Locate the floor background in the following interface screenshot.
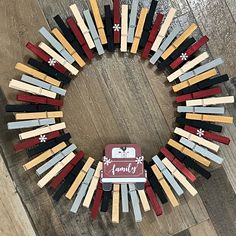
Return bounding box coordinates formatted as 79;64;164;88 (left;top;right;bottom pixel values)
0;0;236;235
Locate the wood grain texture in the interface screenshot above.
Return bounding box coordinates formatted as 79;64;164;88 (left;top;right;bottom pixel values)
174;229;191;236
196;167;236;236
0;0;236;235
0;89;67;236
225;0;236;22
174;220;217;236
188;220;217;236
161;0;236;197
184;0;236;193
0;152;36;236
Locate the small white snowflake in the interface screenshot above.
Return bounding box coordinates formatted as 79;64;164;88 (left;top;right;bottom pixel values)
180;53;188;61
196;128;205;137
39;134;47;143
103;156;112;166
48;58;57;66
135;156;144;165
113;24;121;32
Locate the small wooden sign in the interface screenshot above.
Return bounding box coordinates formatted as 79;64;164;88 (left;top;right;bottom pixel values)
101;144;146;186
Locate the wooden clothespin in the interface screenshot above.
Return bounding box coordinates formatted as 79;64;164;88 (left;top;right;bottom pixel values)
184;125;230;145
128;184;142;222
144;180;162;216
130;7;149;54
36;144;77;176
83;9;105;55
7;118;56;130
121;184;129;213
170;36;209;69
112;184;120;223
16;93;63;107
15;63;60;87
69;4;95;49
151;8;176;52
38;42;79;75
70;168;95;213
179;137;224;164
37;152;76;188
137;189;150;212
152;155;184;196
167;139;211;167
167;52;209;82
172;69;217;92
162;158;198;196
9;79;56;99
14;131;61;152
15;111;63;120
19;122;66;140
26;42;66;73
52;28;86;67
186;113;233;124
90;182;103;219
151;164;179;207
120;5;128;52
66;157;95;199
89;0;107;44
161;23;198;59
175;127;219;153
83;162;103;208
186;96;235;107
23;142;66;170
179;58;224;82
160;147;197;182
127;0;139;43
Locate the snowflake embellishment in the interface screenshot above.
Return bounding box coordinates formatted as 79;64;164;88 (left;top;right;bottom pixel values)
196;128;205;137
103;156;112;166
180;53;188;61
39;134;47;143
135;156;144;165
48;58;57;66
113;24;121;32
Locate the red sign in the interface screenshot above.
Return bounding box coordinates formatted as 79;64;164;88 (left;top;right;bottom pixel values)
101;144;146;184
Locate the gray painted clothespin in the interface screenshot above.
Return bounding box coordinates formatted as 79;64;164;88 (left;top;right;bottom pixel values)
179;58;224;81
179;137;223;164
7;118;55;129
83;10;104;55
177;106;225;114
128;184;142;222
121;184;129;213
36;144;77;175
152;155;184;196
127;0;139;43
21;74;66;96
39;27;75;64
70;168;95;213
150;27;181;65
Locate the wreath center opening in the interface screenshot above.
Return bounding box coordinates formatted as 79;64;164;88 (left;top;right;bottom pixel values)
62;54;175;160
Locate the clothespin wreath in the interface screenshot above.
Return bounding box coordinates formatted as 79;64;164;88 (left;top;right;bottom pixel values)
6;1;235;224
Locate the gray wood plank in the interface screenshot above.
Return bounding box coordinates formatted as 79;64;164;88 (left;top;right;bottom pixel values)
0;0;49;76
173;220;218;236
195;167;236;236
0;152;36;236
188;220;217;236
0;88;67;236
173;229;191;236
225;0;236;23
187;0;236;77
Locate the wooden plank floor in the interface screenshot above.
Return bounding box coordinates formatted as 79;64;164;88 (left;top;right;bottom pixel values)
0;0;236;235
